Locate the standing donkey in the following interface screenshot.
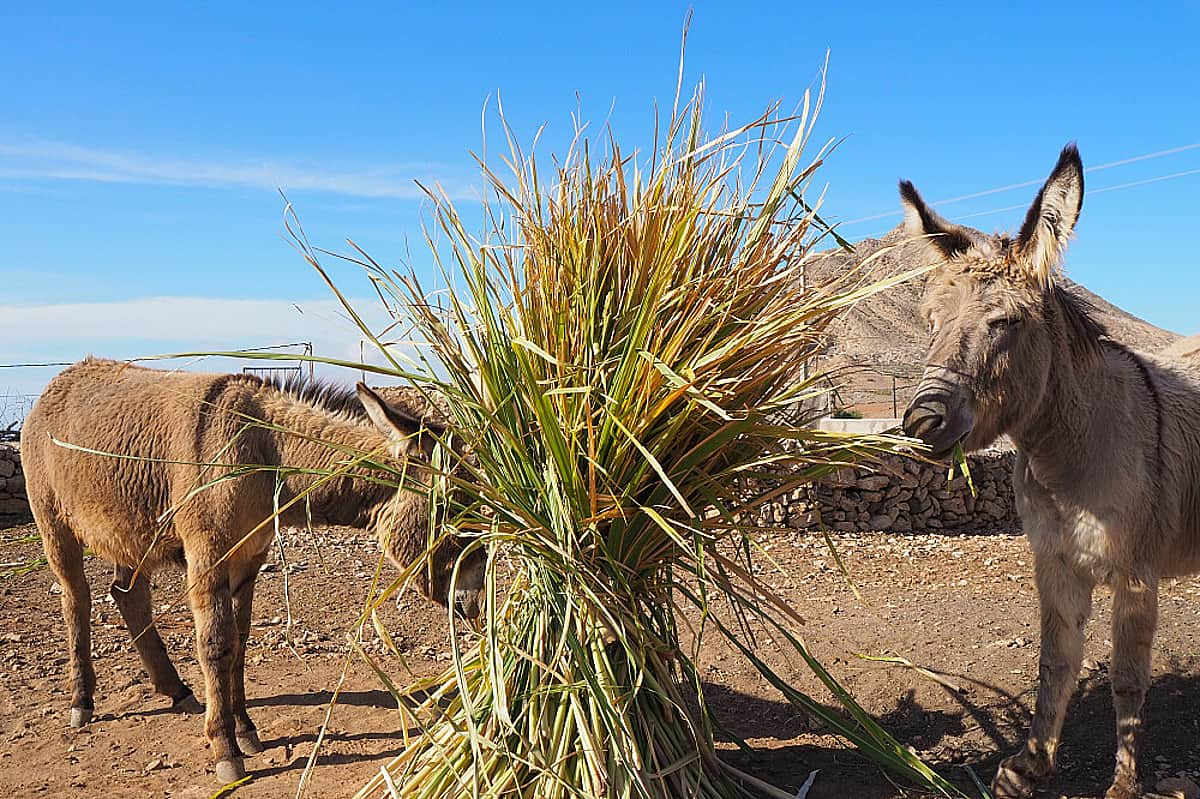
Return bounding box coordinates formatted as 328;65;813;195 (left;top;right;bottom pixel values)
900;145;1200;799
22;358;485;784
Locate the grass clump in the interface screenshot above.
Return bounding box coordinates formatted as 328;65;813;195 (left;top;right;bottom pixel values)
279;75;953;798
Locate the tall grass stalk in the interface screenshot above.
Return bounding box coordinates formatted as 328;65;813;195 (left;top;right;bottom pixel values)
276;79;953;798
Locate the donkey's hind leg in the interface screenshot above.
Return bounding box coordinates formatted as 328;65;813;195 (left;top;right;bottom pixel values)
229;555;267;756
36;512;96;727
110;565;201;712
1104;576;1157;799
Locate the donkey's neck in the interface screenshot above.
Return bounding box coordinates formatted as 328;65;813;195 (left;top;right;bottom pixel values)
1011;337;1149;501
255;391;396;527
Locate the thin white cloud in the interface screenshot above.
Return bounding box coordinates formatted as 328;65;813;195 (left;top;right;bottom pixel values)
0;138;482;200
1;296;364;344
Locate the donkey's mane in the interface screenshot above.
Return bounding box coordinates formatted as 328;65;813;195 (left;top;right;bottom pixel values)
257;374;445;436
261;373;367;419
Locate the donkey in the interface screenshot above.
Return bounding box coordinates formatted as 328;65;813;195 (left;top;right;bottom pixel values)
899;144;1200;799
21;357;486;783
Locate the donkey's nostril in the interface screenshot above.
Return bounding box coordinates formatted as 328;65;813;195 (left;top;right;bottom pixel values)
903;404;946;441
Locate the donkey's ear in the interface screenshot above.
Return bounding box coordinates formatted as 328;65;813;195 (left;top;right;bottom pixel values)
1017;143;1084;284
899;180;975;259
357;383;424;442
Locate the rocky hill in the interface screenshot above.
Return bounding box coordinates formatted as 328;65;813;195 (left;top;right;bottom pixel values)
808;226;1181;416
1159;333;1200;363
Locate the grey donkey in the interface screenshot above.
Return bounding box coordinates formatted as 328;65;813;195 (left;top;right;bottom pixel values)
901;144;1200;799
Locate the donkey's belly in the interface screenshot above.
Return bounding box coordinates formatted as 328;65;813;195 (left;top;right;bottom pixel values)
1158;524;1200;578
69;504;186;571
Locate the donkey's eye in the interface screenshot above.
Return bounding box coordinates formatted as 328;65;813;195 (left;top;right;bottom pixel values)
987;316;1021;332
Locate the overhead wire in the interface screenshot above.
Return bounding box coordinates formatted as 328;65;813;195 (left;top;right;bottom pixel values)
842;141;1200;227
948;166;1200;225
0;343;312;370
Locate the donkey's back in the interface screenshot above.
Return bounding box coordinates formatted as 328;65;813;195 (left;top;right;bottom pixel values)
22;357;276;570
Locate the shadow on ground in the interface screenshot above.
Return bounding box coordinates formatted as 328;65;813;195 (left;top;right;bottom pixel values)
704;669;1200;798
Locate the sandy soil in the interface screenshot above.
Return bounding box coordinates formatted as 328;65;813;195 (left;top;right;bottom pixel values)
2;521;1199;799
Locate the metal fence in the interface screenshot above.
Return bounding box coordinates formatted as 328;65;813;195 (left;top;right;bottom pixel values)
0;341;315;439
0;346;919;436
238;341;313;383
821;361;923;418
0;392;37;440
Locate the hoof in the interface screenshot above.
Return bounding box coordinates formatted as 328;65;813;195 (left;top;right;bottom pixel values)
237;729;264;756
69;706;93;728
991;761;1038;799
1103;779;1141;799
215;757;246;784
172;693;204;714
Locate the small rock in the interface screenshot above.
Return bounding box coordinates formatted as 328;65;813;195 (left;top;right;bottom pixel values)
854;475;889;491
826;468;857;488
1156;775;1200;799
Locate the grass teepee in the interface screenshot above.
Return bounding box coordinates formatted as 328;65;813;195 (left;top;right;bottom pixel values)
270;77;953;799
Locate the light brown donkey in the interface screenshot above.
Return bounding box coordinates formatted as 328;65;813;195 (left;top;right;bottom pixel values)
21;357;485;783
900;145;1200;799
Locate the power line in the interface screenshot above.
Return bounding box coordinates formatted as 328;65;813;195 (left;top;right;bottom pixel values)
843;141;1200;226
0;342;313;370
861;164;1200;239
228;341;312;353
0;361;73;368
1091;166;1200;196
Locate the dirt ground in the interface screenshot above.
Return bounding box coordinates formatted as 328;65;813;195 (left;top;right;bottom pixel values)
2;521;1199;799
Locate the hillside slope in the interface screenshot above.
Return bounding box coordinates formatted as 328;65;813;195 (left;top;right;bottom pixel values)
807;226;1180;415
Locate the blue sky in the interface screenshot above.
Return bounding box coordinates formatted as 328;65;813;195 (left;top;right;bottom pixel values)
3;2;1199;404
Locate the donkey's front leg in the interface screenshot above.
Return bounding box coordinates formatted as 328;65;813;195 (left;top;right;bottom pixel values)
1104;576;1157;799
993;553;1094;799
186;559;244;784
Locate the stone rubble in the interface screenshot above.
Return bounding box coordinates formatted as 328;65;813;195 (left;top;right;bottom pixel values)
0;442;1021;534
0;444;30;523
752;448;1020;534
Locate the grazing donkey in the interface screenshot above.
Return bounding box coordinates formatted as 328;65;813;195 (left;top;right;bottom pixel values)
900;144;1200;799
22;358;485;783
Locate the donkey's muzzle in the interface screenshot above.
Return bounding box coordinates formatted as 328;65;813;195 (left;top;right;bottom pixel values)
902;402;946;441
454;588;482;621
903;390;973;459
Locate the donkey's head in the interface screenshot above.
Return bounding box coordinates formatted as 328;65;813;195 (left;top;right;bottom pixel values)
900;144;1091;457
356;384;486;619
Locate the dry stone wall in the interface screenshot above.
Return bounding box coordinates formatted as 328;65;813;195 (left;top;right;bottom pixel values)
754;449;1019;534
0;445;30;523
0;439;1020;534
